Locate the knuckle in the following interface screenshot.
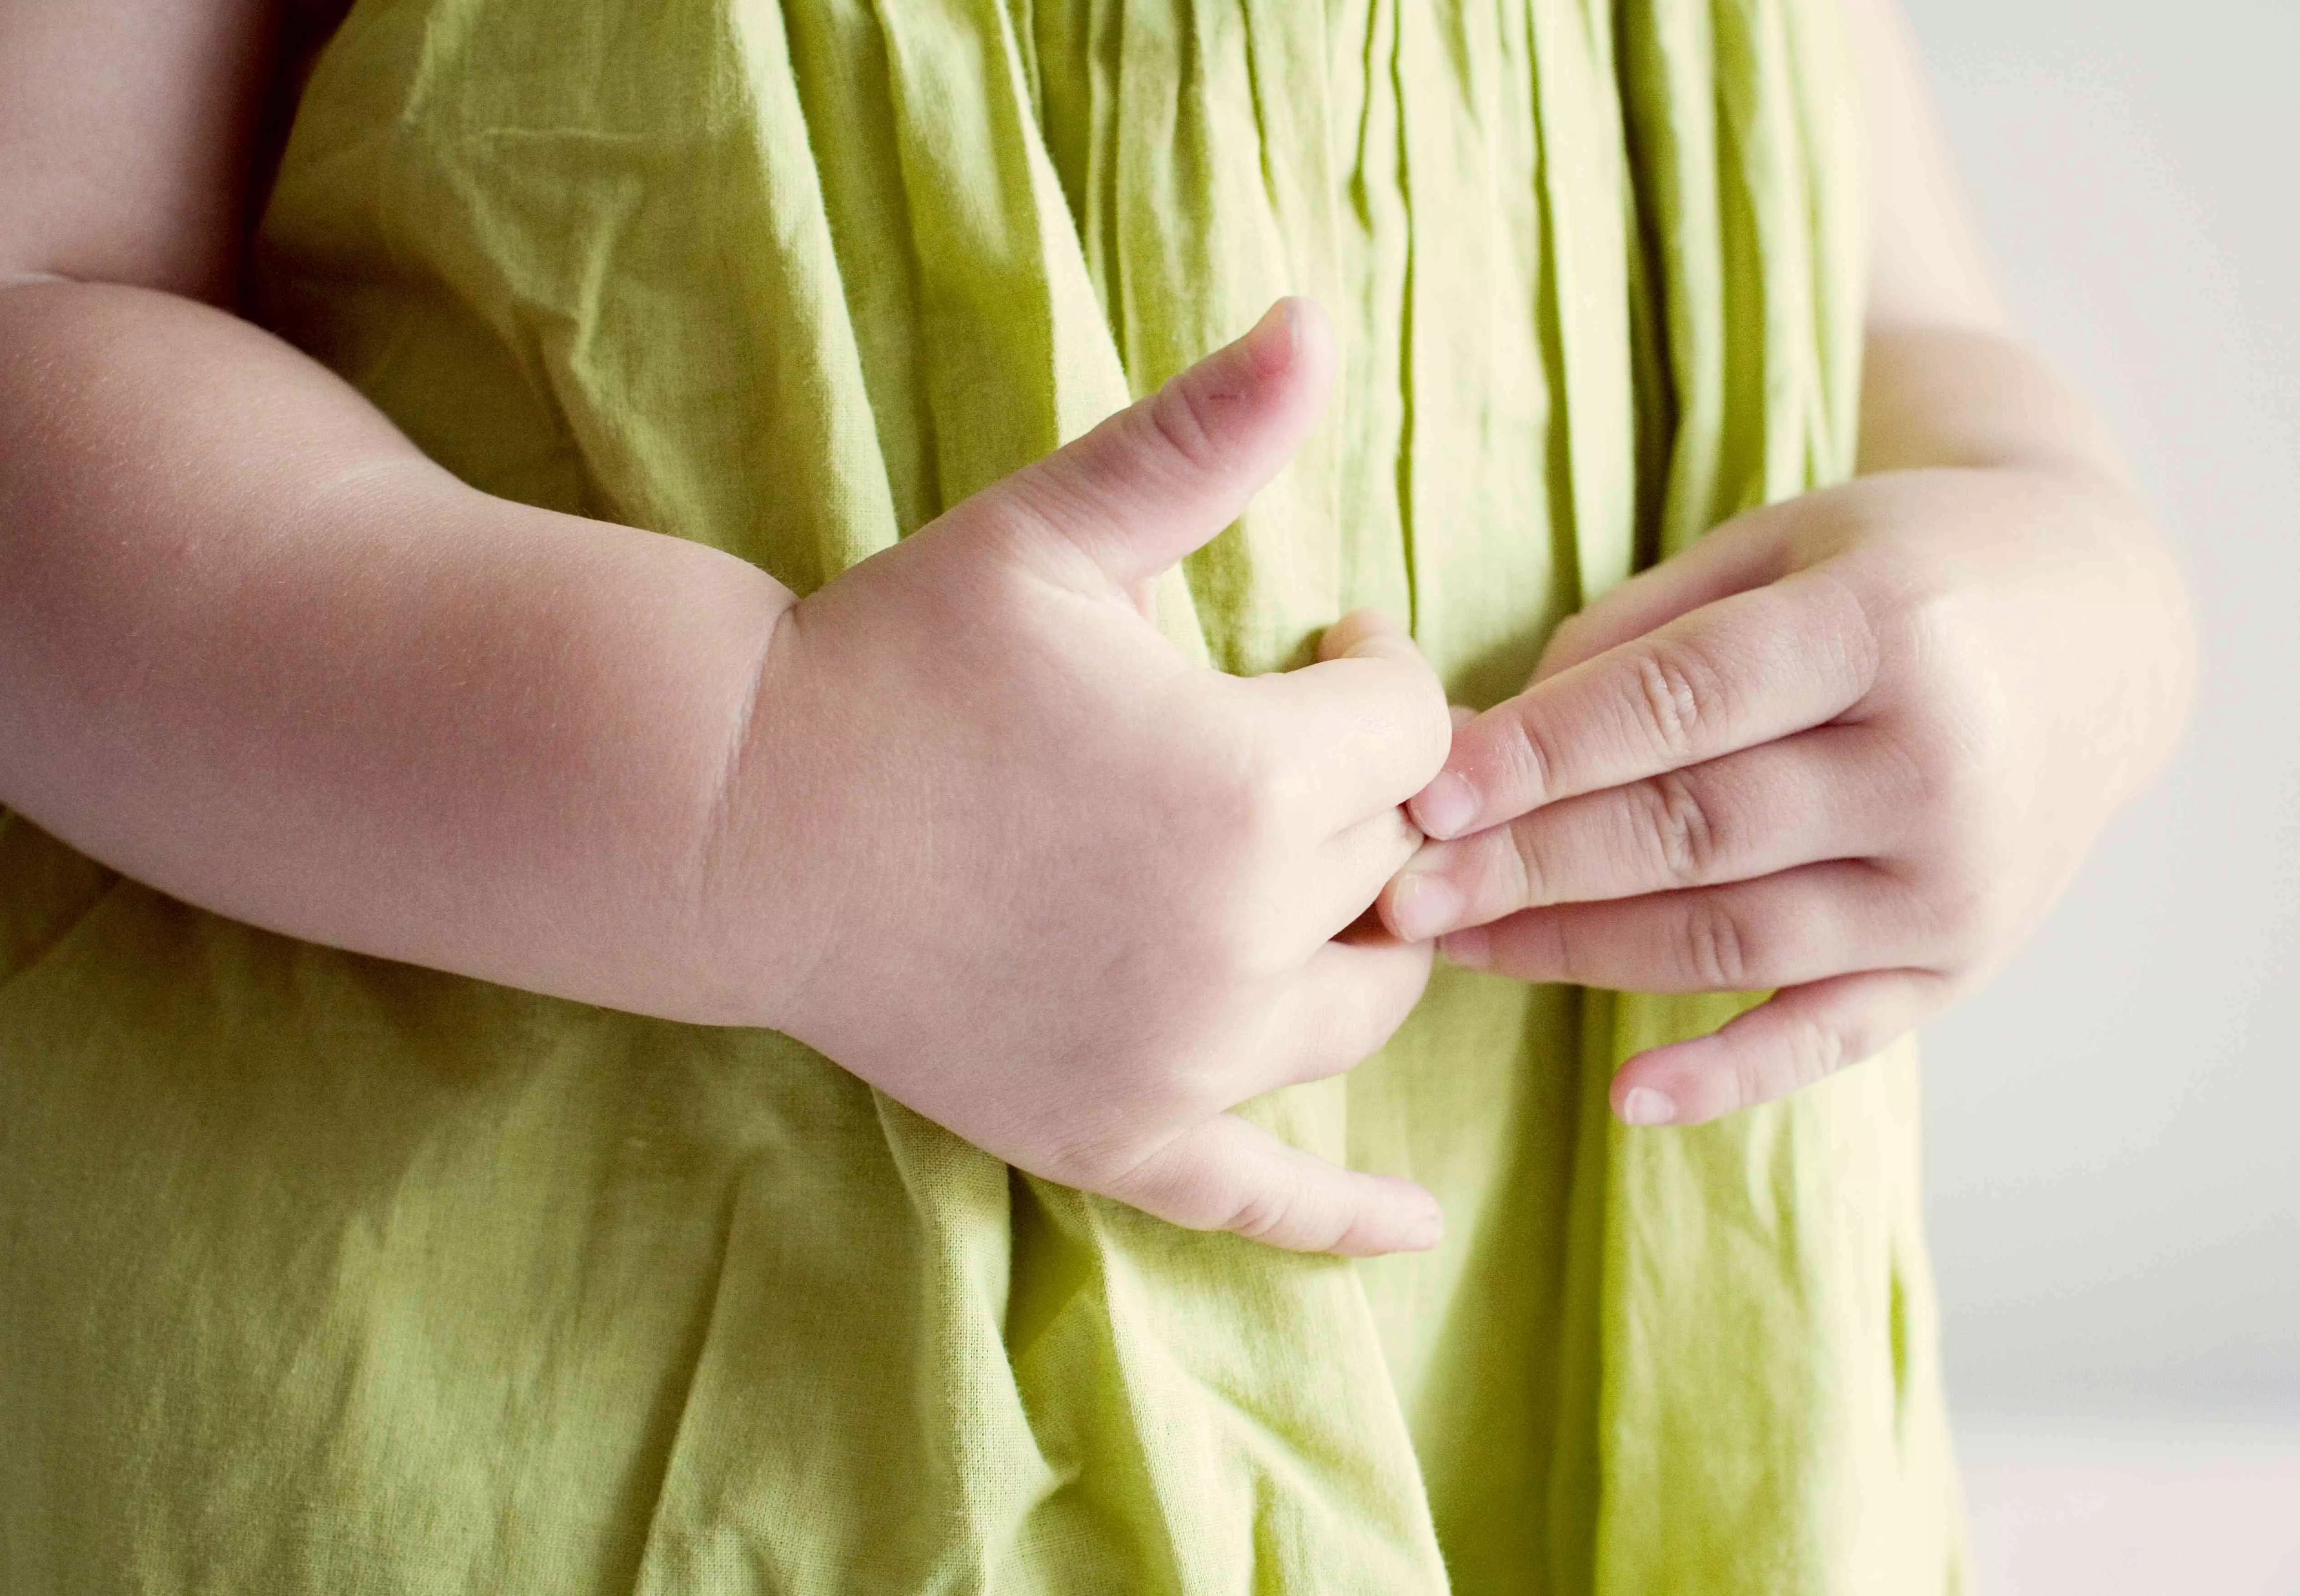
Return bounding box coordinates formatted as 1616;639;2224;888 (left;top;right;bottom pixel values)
1946;697;2018;803
1729;1015;1847;1110
1221;1181;1301;1244
1922;867;2010;972
1173;846;1294;989
1493;708;1560;806
1500;821;1554;908
1681;897;1755;990
1876;560;1968;663
1038;1120;1142;1193
1784;1015;1852;1090
1164;881;1266;990
1886;588;2020;770
1897;613;2016;780
962;476;1098;581
1728;1044;1773;1113
1229;755;1295;861
1630;642;1727;761
1636;770;1722;886
1499;910;1579;984
1086;1111;1215;1210
1185;721;1288;854
1142;369;1237;478
1927;731;2005;823
1798;566;1889;701
1207;901;1290;988
1729;1048;1773;1113
1863;725;1945;832
1153;1067;1235;1131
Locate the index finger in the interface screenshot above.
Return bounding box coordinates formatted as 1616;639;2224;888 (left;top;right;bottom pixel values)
1409;571;1880;839
1235;608;1451;835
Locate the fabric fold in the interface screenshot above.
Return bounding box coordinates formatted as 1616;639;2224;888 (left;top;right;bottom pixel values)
0;0;1963;1590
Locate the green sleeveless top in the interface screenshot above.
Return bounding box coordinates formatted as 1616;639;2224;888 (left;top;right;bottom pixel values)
0;1;1964;1591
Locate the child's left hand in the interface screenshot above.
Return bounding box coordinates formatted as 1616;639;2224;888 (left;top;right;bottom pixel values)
1376;450;2192;1127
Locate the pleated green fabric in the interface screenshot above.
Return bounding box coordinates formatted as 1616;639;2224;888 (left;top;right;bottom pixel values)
0;1;1964;1591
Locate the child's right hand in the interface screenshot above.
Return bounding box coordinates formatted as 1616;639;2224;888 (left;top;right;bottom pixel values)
714;300;1453;1256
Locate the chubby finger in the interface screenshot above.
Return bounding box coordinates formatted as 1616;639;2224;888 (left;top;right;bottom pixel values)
1532;509;1796;684
1251;932;1434;1092
1382;725;1911;941
952;297;1336;596
1606;968;1951;1126
1409;570;1882;841
1311;803;1425;939
1314;606;1419;663
1242;607;1451;833
1100;1112;1445;1256
1437;861;1925;994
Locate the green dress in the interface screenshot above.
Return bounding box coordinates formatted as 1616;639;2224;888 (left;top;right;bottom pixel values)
0;0;1965;1591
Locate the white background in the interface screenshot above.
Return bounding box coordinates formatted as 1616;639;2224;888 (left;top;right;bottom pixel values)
1905;0;2300;1586
1906;0;2299;1422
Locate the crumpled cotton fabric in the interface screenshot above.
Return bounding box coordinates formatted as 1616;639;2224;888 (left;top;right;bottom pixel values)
0;0;1964;1591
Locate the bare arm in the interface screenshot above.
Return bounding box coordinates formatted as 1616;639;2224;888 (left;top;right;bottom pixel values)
1843;0;2147;495
1381;0;2196;1125
1840;0;2192;790
0;0;803;1021
0;0;1461;1253
0;285;801;1020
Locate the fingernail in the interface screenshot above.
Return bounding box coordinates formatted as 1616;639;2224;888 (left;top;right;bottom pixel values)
1387;870;1463;942
1243;298;1300;374
1414;773;1477;840
1619;1086;1677;1127
1438;925;1491;971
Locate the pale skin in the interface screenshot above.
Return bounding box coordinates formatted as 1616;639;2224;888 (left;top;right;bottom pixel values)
0;1;2194;1254
1378;1;2196;1125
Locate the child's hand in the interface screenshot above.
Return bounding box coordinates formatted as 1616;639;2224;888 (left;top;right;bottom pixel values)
719;300;1453;1256
1376;451;2191;1128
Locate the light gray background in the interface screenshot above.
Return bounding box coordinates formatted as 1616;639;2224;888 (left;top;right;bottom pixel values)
1906;0;2300;1416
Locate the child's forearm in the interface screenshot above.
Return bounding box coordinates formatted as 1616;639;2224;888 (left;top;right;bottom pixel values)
7;280;1465;1253
1842;0;2132;486
1855;324;2195;799
0;279;800;1022
1858;323;2126;483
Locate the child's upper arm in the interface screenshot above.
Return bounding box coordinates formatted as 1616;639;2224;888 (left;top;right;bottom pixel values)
0;0;278;302
1839;0;2008;333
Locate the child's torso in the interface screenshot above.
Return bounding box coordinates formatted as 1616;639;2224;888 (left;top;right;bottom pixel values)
0;5;1961;1593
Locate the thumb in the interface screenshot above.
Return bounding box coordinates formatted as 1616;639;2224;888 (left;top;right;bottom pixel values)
1099;1113;1444;1257
958;297;1336;595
